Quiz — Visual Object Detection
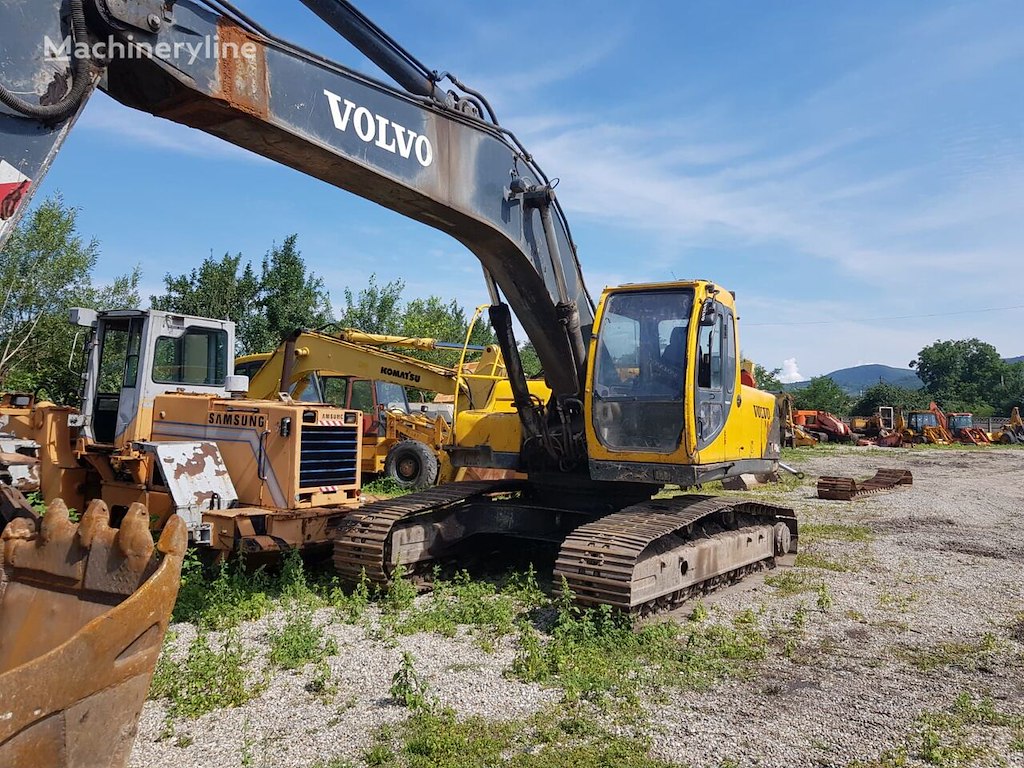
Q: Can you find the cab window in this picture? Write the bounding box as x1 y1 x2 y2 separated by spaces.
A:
153 328 228 385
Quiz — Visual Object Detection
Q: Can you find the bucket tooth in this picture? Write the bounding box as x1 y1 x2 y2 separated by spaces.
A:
77 499 110 548
115 503 155 565
40 498 73 544
2 516 34 541
157 514 188 557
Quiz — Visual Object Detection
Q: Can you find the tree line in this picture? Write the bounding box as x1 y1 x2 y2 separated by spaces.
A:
0 197 495 404
757 339 1023 418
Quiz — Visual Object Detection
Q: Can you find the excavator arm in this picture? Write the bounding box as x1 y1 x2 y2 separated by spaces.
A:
0 0 593 405
247 328 492 409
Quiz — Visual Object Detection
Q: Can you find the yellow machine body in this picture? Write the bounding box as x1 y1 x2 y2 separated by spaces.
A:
584 281 781 486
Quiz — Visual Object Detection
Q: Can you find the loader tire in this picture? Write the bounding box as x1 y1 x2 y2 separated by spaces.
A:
384 440 440 490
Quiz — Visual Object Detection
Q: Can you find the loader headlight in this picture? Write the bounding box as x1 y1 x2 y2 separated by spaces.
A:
344 412 358 425
279 417 292 438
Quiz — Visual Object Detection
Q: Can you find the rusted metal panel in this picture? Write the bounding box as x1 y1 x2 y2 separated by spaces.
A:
216 20 269 119
137 440 237 535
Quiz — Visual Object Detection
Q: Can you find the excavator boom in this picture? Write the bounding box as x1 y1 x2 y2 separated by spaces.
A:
0 0 592 402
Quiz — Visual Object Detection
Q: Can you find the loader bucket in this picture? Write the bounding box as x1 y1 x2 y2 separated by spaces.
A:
0 499 186 768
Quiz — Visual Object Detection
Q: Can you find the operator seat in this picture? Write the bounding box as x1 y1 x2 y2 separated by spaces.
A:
661 326 687 370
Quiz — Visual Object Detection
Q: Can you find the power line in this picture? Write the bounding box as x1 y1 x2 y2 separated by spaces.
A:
746 304 1024 327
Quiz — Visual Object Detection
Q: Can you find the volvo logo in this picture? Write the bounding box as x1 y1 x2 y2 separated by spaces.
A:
323 89 434 168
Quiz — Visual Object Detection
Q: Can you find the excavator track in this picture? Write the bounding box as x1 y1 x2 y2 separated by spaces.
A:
554 494 797 613
332 480 523 583
817 468 912 501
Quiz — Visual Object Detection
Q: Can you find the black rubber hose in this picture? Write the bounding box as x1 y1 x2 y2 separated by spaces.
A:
0 0 96 122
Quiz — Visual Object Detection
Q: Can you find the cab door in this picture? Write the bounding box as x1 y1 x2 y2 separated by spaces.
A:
694 302 737 460
91 317 144 445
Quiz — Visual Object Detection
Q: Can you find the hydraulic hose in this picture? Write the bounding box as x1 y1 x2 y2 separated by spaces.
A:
0 0 96 122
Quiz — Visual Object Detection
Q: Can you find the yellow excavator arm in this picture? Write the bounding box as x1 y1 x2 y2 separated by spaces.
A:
243 329 507 413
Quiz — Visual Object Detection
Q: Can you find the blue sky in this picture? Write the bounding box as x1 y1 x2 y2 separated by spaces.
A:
34 0 1024 380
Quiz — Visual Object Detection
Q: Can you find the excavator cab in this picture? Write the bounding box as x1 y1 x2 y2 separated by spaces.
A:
589 287 694 452
906 412 940 432
585 281 778 486
946 414 973 433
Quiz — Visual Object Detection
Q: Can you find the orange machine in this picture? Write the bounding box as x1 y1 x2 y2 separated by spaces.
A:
0 309 362 555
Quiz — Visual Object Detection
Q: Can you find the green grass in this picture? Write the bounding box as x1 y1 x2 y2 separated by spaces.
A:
173 550 314 629
174 549 367 630
392 567 546 647
268 607 339 671
390 651 435 711
877 590 919 612
309 759 357 768
363 477 412 498
764 570 817 596
898 633 1000 672
781 445 868 462
794 551 849 571
363 705 679 768
851 693 1024 767
801 521 872 543
510 589 767 710
150 630 264 719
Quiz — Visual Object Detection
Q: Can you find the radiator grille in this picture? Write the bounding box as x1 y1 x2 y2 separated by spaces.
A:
299 425 359 488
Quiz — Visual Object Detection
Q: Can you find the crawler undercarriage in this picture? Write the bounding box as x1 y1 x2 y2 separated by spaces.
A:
333 481 798 613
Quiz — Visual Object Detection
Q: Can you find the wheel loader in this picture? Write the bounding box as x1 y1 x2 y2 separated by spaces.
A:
238 326 551 488
0 308 363 555
994 407 1024 444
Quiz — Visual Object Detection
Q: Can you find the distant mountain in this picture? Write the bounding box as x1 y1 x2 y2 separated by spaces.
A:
1005 356 1024 364
785 364 923 394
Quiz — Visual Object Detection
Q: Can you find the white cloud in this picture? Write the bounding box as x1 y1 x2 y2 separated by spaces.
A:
77 94 268 163
779 358 803 384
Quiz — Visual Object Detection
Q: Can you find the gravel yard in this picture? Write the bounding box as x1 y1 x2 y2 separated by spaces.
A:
129 445 1024 768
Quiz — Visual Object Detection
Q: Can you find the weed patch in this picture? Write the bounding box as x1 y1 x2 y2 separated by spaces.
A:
898 633 1001 672
390 651 435 711
268 607 339 671
393 567 546 646
510 587 767 709
149 631 264 719
852 693 1024 767
366 704 677 768
878 590 918 611
801 522 872 543
795 551 848 571
764 570 815 596
173 556 274 629
363 477 411 498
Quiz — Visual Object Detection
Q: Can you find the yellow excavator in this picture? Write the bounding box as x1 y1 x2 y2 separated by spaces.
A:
0 0 799 610
0 1 797 760
237 327 551 487
994 407 1024 444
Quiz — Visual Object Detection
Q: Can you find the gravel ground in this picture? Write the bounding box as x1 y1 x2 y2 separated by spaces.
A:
129 446 1024 768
